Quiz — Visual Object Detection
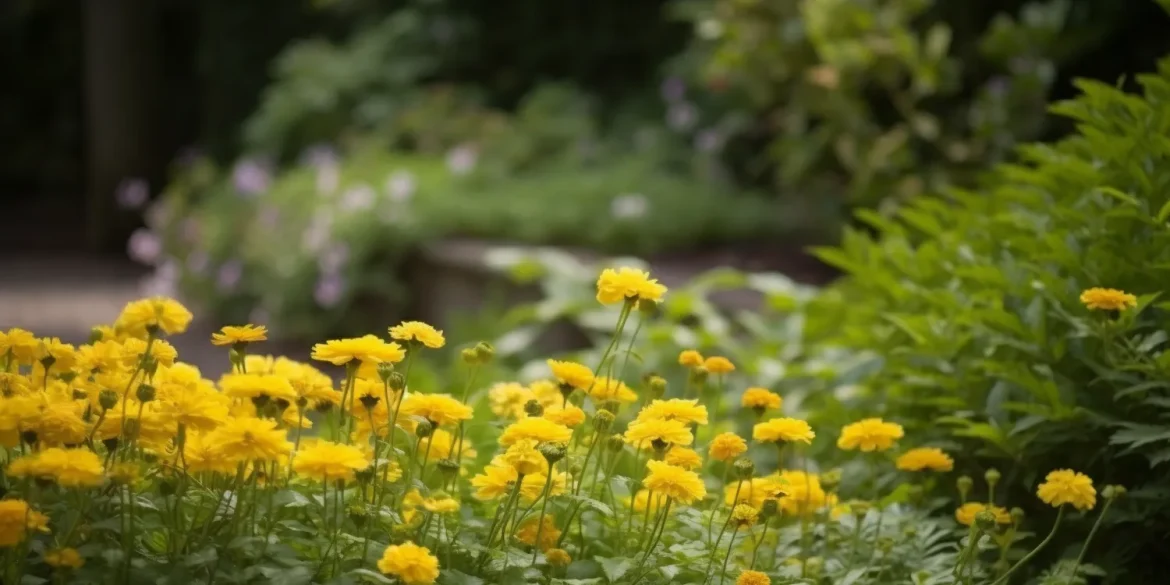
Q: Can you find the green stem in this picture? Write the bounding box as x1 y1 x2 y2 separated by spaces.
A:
530 466 556 564
990 506 1065 585
1068 499 1114 583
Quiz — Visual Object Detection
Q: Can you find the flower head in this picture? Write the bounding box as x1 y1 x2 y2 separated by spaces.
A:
709 432 748 461
636 399 708 425
293 441 370 482
116 297 193 336
0 499 50 547
219 373 296 402
753 418 815 444
742 388 782 412
544 405 585 428
377 542 440 585
211 325 268 346
546 548 571 567
0 328 39 365
8 447 105 488
665 446 703 470
703 356 735 374
206 417 292 463
45 547 84 569
837 418 903 452
1037 469 1096 511
400 394 473 427
588 376 638 403
488 383 536 419
737 570 770 585
624 418 694 448
896 447 954 472
471 463 516 500
516 515 560 551
1080 288 1137 311
643 460 706 505
678 350 704 367
547 360 594 390
499 417 573 446
731 504 759 527
596 267 667 305
311 335 405 366
955 502 1011 526
389 321 446 349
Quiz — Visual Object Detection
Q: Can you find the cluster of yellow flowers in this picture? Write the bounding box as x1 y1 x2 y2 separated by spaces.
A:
0 272 1128 585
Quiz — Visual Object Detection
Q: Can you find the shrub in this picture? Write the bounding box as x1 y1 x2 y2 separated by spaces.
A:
0 271 1116 584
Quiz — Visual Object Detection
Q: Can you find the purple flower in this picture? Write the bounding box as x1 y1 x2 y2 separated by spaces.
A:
116 178 149 210
318 242 350 274
340 184 376 212
667 102 698 132
446 144 478 175
216 261 243 292
385 171 416 202
314 273 346 308
127 229 162 265
232 158 271 196
660 77 686 103
611 194 649 220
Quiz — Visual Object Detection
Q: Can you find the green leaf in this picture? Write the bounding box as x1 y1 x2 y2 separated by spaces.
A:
183 547 218 568
1156 198 1170 223
438 569 485 585
350 568 395 584
596 556 633 583
659 565 681 580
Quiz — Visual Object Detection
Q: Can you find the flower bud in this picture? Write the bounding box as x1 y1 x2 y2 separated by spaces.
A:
72 389 87 401
761 499 779 519
20 430 38 446
296 397 309 408
135 383 156 403
315 401 334 414
539 442 568 464
804 557 824 577
1010 507 1025 526
820 468 842 491
359 394 380 410
39 355 56 370
273 398 291 416
974 510 997 531
377 363 396 383
607 433 625 452
647 375 667 399
734 458 755 479
387 372 406 392
637 298 658 317
251 394 270 409
437 459 460 477
348 502 369 529
355 467 375 485
474 342 495 363
984 468 1001 488
88 327 106 344
460 348 479 365
593 410 615 431
851 501 872 517
569 462 583 476
689 366 709 385
415 419 434 438
524 400 544 417
957 476 973 500
1103 484 1126 499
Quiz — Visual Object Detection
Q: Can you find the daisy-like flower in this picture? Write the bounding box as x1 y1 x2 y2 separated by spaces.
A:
627 489 670 514
731 504 759 527
677 349 704 367
737 570 771 585
546 548 571 567
753 417 815 444
643 460 706 505
709 432 748 462
704 356 735 374
0 499 50 547
211 325 268 346
293 441 370 482
1037 469 1096 511
837 418 904 452
206 417 292 463
896 447 954 472
624 418 694 447
595 267 667 305
471 463 517 500
498 417 573 446
1079 287 1137 311
636 398 709 425
116 297 193 337
310 335 405 366
400 394 473 426
501 440 546 475
543 405 586 427
955 502 1011 526
547 359 594 390
219 373 296 402
389 321 446 349
665 446 703 470
0 328 39 365
377 542 440 585
588 376 638 403
741 387 782 412
8 448 105 488
44 547 84 569
516 515 561 551
488 383 536 419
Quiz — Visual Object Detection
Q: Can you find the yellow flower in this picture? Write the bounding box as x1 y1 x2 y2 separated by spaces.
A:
120 337 178 367
546 548 571 567
627 489 670 514
9 447 105 488
624 418 694 448
184 432 238 475
543 405 585 427
955 502 1011 526
0 499 49 547
595 267 667 305
753 418 815 444
520 470 568 502
731 504 759 527
488 383 536 419
420 429 476 462
1037 469 1096 511
529 380 564 409
665 446 703 470
703 356 735 374
896 448 954 472
44 547 84 569
211 325 268 346
107 462 141 486
403 489 461 522
742 388 782 412
643 460 706 505
116 297 193 337
0 328 39 365
35 338 77 371
293 441 370 482
547 359 594 390
636 399 709 425
678 349 704 368
389 321 446 349
471 463 517 500
737 570 771 585
837 418 904 452
725 477 787 509
311 335 405 366
499 417 573 446
588 376 638 403
501 440 547 475
709 432 748 462
1079 287 1137 311
773 470 829 515
400 394 474 426
377 542 440 585
516 515 560 551
219 373 297 402
206 417 292 463
159 389 230 432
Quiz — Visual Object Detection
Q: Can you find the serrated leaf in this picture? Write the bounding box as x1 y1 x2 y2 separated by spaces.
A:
597 556 633 583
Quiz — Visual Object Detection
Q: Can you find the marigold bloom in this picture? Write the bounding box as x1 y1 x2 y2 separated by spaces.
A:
546 548 571 567
311 335 405 366
754 418 815 444
725 477 788 509
499 417 573 446
9 447 105 488
403 489 461 522
1037 469 1096 511
644 460 706 505
587 376 638 403
0 328 39 365
206 417 292 463
211 325 268 346
219 373 296 402
120 337 178 367
636 398 709 425
742 387 782 412
488 383 536 419
471 463 517 500
731 504 759 527
543 405 585 428
624 418 694 448
116 297 193 337
547 359 594 390
520 470 568 502
678 349 704 367
665 446 703 470
35 338 77 371
159 389 230 432
106 462 141 486
501 440 546 475
955 502 1011 526
772 470 830 515
896 447 954 472
596 267 667 305
703 356 735 374
377 542 440 585
0 499 50 547
184 432 238 475
420 429 477 461
737 570 770 585
400 394 473 426
293 441 369 482
1079 287 1137 311
627 489 670 514
389 321 446 349
529 380 563 408
44 547 84 569
709 432 748 461
516 515 561 551
837 418 904 452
